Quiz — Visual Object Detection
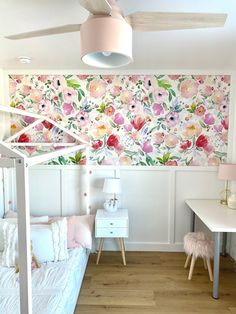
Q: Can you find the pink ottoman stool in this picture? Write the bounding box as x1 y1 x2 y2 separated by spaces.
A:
184 232 214 281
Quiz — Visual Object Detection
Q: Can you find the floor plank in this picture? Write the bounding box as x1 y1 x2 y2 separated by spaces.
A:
75 251 236 314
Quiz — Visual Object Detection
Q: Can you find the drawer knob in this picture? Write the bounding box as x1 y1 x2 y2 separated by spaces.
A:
110 223 114 225
110 231 113 234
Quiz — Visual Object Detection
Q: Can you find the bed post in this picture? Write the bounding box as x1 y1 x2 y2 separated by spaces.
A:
15 157 32 314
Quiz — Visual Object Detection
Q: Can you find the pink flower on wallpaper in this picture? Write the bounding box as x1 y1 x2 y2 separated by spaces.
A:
35 123 43 131
115 143 124 155
182 122 202 139
124 124 133 132
92 140 103 150
53 76 66 90
62 103 74 115
113 113 124 125
164 134 179 148
204 144 214 155
212 90 224 104
129 75 139 83
111 85 122 96
131 115 145 131
221 117 228 130
38 100 51 114
214 124 223 132
77 75 89 80
195 105 206 116
107 134 119 148
165 111 179 128
194 75 206 84
152 103 164 116
219 102 228 113
103 75 114 84
165 160 178 166
142 141 153 153
168 75 181 80
128 101 141 114
104 105 115 116
144 76 155 90
38 75 48 83
180 140 192 150
204 113 215 125
153 88 168 103
30 89 42 103
221 75 230 84
196 135 208 148
180 79 198 98
120 90 133 103
63 88 77 103
152 132 165 145
203 86 214 96
23 116 35 124
20 85 31 96
76 111 89 127
221 132 228 142
89 79 107 98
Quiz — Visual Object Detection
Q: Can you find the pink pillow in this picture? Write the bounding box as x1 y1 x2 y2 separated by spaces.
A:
67 215 95 249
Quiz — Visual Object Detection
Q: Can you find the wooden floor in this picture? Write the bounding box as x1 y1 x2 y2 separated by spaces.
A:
75 251 236 314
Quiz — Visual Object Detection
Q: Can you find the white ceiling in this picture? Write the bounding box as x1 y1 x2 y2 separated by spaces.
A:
0 0 236 71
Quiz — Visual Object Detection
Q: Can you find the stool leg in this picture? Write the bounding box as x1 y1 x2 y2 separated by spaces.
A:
184 255 191 268
206 258 213 282
203 258 207 269
188 255 196 280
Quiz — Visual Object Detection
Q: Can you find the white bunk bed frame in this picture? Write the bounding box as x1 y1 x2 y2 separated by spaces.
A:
0 105 90 314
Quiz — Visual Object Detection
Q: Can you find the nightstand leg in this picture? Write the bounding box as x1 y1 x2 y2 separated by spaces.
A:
96 238 104 265
120 238 126 266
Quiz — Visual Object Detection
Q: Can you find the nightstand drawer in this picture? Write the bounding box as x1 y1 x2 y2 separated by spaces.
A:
96 227 128 238
96 219 128 228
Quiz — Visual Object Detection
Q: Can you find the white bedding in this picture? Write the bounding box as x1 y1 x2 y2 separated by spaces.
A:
0 247 89 314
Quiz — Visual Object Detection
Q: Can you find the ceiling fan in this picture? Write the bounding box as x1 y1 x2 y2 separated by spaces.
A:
5 0 227 68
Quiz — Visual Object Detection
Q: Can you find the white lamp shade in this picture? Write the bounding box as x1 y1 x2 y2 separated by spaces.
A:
103 178 122 194
80 16 133 68
218 163 236 180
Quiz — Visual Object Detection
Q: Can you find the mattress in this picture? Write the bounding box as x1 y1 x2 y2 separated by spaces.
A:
0 247 89 314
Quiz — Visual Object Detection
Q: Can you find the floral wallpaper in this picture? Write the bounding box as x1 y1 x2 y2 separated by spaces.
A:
9 74 230 166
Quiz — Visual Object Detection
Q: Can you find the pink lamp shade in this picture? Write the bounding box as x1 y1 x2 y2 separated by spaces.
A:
218 163 236 180
103 178 122 194
80 16 133 68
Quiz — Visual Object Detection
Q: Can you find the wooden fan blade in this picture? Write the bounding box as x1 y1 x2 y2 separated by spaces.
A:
79 0 111 15
5 24 81 40
125 12 227 32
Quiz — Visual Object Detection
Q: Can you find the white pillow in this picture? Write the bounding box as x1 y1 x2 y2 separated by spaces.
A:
0 218 17 252
2 218 68 267
0 216 49 252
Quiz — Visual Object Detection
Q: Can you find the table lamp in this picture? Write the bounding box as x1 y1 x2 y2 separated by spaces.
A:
103 178 121 212
218 163 236 206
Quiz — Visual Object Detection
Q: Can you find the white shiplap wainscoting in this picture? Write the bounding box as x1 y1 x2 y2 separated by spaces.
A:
4 165 223 252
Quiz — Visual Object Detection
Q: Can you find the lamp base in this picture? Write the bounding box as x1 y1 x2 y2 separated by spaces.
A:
104 199 118 212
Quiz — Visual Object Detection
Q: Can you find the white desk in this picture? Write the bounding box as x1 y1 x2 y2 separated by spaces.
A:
185 199 236 299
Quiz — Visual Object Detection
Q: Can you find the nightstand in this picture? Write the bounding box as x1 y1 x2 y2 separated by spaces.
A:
95 209 129 265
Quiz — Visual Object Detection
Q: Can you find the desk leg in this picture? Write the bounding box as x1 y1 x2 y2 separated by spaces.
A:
222 232 227 256
213 232 221 299
191 212 196 232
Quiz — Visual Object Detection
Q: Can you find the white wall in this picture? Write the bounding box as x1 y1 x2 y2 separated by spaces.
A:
3 165 221 252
